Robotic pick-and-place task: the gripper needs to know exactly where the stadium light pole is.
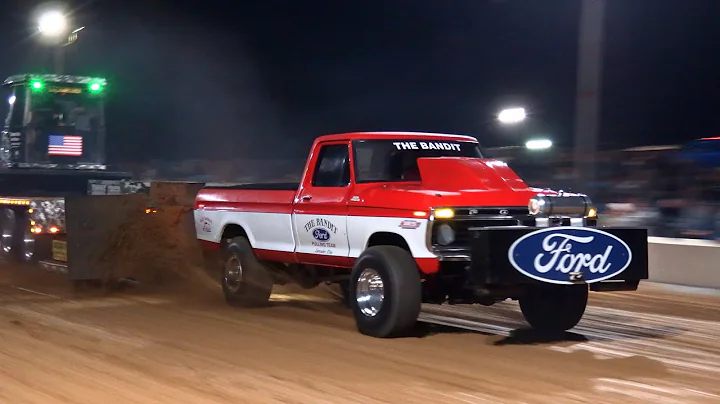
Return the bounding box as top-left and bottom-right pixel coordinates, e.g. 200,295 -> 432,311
573,0 -> 606,185
37,10 -> 84,74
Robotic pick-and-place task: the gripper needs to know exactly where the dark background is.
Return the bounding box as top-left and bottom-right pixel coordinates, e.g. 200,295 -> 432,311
1,0 -> 718,163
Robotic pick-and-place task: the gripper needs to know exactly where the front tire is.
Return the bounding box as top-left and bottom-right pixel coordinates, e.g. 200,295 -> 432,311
221,236 -> 273,307
519,285 -> 589,332
349,246 -> 422,338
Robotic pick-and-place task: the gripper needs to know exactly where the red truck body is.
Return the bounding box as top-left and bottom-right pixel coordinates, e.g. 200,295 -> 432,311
193,131 -> 648,338
195,132 -> 538,273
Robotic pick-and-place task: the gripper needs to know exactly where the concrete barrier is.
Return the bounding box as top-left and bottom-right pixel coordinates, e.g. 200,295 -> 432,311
648,236 -> 720,289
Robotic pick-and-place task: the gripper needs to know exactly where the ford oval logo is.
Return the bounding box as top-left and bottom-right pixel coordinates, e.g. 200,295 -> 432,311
312,228 -> 331,242
507,227 -> 632,285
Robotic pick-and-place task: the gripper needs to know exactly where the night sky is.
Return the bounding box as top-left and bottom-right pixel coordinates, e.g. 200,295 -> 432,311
0,0 -> 718,163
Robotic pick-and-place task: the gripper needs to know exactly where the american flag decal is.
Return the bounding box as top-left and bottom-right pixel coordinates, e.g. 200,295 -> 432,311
48,135 -> 83,156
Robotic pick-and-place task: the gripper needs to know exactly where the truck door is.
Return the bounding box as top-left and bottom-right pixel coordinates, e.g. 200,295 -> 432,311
292,141 -> 352,266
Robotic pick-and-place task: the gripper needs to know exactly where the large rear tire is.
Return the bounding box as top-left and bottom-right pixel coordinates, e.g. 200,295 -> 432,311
519,285 -> 588,332
221,236 -> 273,307
349,245 -> 421,338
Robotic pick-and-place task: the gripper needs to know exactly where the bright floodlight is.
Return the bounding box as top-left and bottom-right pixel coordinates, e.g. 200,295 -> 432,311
526,139 -> 553,150
38,11 -> 68,37
497,107 -> 527,125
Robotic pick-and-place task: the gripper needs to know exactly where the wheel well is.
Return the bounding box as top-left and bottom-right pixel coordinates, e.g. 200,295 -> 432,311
366,232 -> 410,252
221,224 -> 247,244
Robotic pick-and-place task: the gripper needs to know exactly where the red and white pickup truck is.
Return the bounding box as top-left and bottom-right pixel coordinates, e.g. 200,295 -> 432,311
194,132 -> 648,338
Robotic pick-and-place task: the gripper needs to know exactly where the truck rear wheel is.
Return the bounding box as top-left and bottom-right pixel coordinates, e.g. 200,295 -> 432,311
221,236 -> 273,307
349,246 -> 421,338
519,285 -> 588,332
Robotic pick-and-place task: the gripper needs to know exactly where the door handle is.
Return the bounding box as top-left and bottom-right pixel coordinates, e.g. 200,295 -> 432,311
301,195 -> 312,201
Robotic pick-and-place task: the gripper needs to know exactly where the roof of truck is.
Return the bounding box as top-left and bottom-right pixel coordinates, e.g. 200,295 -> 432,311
3,74 -> 107,86
320,131 -> 478,142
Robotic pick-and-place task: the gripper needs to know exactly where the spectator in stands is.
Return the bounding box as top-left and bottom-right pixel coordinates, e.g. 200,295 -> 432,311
678,187 -> 715,239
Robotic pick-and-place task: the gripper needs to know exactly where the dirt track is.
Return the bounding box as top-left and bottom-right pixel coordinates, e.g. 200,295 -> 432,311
0,268 -> 719,404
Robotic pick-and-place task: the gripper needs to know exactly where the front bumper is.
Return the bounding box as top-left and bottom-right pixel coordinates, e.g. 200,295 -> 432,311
467,226 -> 648,290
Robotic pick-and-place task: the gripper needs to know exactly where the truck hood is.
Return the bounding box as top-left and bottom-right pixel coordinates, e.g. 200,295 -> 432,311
355,157 -> 539,210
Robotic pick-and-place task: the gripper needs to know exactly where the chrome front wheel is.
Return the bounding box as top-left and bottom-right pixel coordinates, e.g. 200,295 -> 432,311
356,268 -> 385,317
349,246 -> 422,338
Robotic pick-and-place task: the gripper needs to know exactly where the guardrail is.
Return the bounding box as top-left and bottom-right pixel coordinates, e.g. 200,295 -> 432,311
648,236 -> 720,289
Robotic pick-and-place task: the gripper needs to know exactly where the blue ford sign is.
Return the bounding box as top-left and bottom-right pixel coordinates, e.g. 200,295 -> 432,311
507,227 -> 632,285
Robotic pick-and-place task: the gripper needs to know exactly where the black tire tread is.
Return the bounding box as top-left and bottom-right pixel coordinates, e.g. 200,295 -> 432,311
519,285 -> 589,332
350,245 -> 422,338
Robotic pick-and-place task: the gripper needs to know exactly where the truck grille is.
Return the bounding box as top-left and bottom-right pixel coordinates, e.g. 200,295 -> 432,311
429,206 -> 597,260
431,215 -> 534,247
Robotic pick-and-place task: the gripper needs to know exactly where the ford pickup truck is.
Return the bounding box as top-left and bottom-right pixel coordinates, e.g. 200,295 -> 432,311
194,131 -> 649,338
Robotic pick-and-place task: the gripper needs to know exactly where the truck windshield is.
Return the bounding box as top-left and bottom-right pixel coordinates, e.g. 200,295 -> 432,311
352,139 -> 483,183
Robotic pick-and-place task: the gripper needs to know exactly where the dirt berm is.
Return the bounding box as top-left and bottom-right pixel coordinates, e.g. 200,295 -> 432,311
61,181 -> 343,301
71,182 -> 218,292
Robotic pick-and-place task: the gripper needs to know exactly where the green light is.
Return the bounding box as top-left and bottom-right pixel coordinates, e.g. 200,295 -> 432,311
89,83 -> 101,92
30,80 -> 44,91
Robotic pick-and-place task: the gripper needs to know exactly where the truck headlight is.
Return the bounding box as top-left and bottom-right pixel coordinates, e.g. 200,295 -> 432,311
528,195 -> 548,216
436,223 -> 455,245
528,194 -> 594,217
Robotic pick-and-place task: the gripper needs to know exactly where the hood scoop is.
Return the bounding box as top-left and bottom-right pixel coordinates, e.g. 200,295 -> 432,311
416,157 -> 529,192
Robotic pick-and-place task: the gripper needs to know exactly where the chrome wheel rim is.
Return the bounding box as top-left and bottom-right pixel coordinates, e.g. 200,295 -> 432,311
224,256 -> 243,293
356,268 -> 385,317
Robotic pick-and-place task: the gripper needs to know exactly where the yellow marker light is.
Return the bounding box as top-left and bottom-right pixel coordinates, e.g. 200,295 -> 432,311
587,208 -> 597,218
0,199 -> 31,205
412,211 -> 428,218
28,208 -> 34,213
433,208 -> 455,219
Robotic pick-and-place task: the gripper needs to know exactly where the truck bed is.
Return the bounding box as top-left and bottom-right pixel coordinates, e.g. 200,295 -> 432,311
196,182 -> 298,213
202,182 -> 299,191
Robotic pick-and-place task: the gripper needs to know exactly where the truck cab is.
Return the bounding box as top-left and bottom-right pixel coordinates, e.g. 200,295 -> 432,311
2,74 -> 107,169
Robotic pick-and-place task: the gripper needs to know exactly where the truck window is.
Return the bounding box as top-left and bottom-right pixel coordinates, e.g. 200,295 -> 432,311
311,144 -> 351,187
352,139 -> 483,183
